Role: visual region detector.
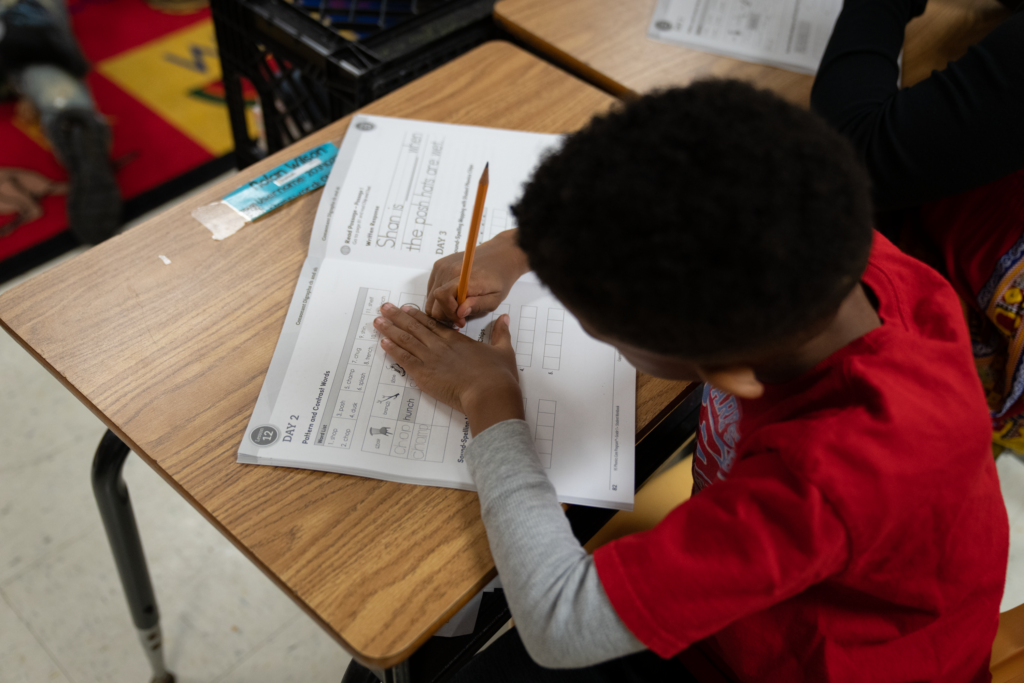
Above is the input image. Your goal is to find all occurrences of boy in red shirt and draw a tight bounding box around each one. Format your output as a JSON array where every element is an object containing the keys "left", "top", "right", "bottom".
[{"left": 372, "top": 81, "right": 1008, "bottom": 682}]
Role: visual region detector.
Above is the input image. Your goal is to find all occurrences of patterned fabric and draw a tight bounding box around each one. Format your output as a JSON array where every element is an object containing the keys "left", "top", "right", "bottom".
[
  {"left": 1, "top": 0, "right": 237, "bottom": 263},
  {"left": 915, "top": 168, "right": 1024, "bottom": 455},
  {"left": 693, "top": 384, "right": 741, "bottom": 494},
  {"left": 966, "top": 236, "right": 1024, "bottom": 450}
]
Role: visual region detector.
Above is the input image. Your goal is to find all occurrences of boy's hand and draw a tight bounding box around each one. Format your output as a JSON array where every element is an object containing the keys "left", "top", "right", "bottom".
[
  {"left": 425, "top": 229, "right": 530, "bottom": 328},
  {"left": 374, "top": 302, "right": 525, "bottom": 434}
]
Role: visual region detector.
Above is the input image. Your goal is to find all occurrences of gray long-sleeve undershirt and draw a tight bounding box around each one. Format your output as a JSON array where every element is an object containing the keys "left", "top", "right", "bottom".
[{"left": 465, "top": 419, "right": 646, "bottom": 668}]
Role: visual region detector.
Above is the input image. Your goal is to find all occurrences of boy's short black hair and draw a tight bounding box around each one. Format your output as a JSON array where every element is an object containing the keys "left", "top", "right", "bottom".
[{"left": 513, "top": 80, "right": 873, "bottom": 361}]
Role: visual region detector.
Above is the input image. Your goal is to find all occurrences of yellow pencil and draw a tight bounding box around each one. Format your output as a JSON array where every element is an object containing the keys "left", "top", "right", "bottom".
[{"left": 456, "top": 163, "right": 490, "bottom": 307}]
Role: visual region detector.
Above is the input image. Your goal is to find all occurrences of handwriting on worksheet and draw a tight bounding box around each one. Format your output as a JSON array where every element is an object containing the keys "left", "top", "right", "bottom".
[{"left": 238, "top": 115, "right": 636, "bottom": 511}]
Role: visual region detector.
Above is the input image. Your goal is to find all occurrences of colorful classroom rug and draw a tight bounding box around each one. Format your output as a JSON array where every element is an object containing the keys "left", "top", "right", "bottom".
[{"left": 0, "top": 0, "right": 245, "bottom": 281}]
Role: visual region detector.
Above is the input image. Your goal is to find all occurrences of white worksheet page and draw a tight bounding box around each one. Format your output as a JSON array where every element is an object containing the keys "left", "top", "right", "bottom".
[
  {"left": 239, "top": 115, "right": 636, "bottom": 510},
  {"left": 306, "top": 115, "right": 560, "bottom": 269},
  {"left": 648, "top": 0, "right": 842, "bottom": 74}
]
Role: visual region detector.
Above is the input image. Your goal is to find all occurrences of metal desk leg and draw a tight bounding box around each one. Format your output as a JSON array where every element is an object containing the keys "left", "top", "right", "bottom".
[{"left": 91, "top": 429, "right": 175, "bottom": 683}]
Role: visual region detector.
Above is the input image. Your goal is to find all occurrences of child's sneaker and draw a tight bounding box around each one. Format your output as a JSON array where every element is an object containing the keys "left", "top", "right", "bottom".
[{"left": 46, "top": 108, "right": 121, "bottom": 244}]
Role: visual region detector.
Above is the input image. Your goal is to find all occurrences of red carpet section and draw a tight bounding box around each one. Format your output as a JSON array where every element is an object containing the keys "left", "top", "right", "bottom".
[{"left": 0, "top": 0, "right": 239, "bottom": 264}]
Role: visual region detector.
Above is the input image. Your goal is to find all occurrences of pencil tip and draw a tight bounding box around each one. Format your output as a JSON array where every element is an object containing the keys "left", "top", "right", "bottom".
[{"left": 481, "top": 163, "right": 489, "bottom": 183}]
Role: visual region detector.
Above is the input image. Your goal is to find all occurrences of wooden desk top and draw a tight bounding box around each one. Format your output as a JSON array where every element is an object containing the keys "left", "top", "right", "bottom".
[
  {"left": 495, "top": 0, "right": 815, "bottom": 105},
  {"left": 0, "top": 42, "right": 688, "bottom": 669},
  {"left": 494, "top": 0, "right": 1011, "bottom": 106}
]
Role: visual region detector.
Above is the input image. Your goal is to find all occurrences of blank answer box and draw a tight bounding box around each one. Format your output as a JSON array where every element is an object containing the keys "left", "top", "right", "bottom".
[
  {"left": 545, "top": 332, "right": 562, "bottom": 345},
  {"left": 536, "top": 425, "right": 554, "bottom": 440},
  {"left": 544, "top": 344, "right": 560, "bottom": 358},
  {"left": 537, "top": 412, "right": 555, "bottom": 427},
  {"left": 516, "top": 342, "right": 534, "bottom": 355},
  {"left": 518, "top": 328, "right": 534, "bottom": 342},
  {"left": 543, "top": 358, "right": 560, "bottom": 370},
  {"left": 547, "top": 319, "right": 563, "bottom": 333},
  {"left": 538, "top": 399, "right": 557, "bottom": 414},
  {"left": 516, "top": 354, "right": 532, "bottom": 366},
  {"left": 536, "top": 440, "right": 552, "bottom": 467},
  {"left": 519, "top": 316, "right": 536, "bottom": 331},
  {"left": 548, "top": 309, "right": 564, "bottom": 320},
  {"left": 521, "top": 306, "right": 538, "bottom": 318}
]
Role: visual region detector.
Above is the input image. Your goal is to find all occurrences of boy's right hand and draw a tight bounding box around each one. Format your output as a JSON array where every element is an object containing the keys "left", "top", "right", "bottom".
[{"left": 425, "top": 229, "right": 530, "bottom": 328}]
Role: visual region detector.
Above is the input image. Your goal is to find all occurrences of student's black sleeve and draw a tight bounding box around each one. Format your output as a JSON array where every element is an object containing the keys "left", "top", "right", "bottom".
[{"left": 810, "top": 0, "right": 1024, "bottom": 210}]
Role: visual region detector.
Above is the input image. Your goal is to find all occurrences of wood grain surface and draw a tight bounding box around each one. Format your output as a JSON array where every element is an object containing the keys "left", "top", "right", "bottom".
[
  {"left": 495, "top": 0, "right": 1010, "bottom": 106},
  {"left": 495, "top": 0, "right": 815, "bottom": 105},
  {"left": 0, "top": 42, "right": 688, "bottom": 669}
]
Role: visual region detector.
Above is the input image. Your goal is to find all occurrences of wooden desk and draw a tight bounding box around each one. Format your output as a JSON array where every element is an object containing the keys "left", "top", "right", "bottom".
[
  {"left": 0, "top": 41, "right": 690, "bottom": 676},
  {"left": 494, "top": 0, "right": 1011, "bottom": 106}
]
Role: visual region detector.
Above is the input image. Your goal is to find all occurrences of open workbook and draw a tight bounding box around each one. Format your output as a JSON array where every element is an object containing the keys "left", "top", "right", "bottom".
[{"left": 238, "top": 115, "right": 636, "bottom": 510}]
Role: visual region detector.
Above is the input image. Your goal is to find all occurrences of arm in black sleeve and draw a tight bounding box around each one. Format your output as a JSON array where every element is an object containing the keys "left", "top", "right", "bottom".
[{"left": 811, "top": 0, "right": 1024, "bottom": 209}]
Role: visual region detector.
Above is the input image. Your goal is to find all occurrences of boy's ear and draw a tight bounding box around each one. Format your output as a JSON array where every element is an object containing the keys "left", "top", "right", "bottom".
[{"left": 697, "top": 365, "right": 764, "bottom": 399}]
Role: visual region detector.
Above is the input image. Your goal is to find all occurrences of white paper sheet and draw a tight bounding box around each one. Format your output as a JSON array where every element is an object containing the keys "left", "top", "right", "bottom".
[
  {"left": 648, "top": 0, "right": 842, "bottom": 75},
  {"left": 238, "top": 115, "right": 637, "bottom": 510}
]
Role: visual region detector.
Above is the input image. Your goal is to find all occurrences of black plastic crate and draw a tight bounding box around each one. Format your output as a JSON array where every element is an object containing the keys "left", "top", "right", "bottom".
[{"left": 210, "top": 0, "right": 497, "bottom": 168}]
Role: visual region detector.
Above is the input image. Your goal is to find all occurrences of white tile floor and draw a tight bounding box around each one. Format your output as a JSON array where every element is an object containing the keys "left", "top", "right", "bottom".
[
  {"left": 1, "top": 189, "right": 1023, "bottom": 682},
  {"left": 0, "top": 187, "right": 352, "bottom": 683}
]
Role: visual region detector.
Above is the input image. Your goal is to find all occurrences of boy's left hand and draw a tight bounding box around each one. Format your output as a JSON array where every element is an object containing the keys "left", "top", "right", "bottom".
[{"left": 374, "top": 303, "right": 525, "bottom": 434}]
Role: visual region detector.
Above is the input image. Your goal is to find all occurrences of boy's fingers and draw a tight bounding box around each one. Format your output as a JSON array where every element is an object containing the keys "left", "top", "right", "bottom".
[
  {"left": 459, "top": 292, "right": 506, "bottom": 320},
  {"left": 431, "top": 281, "right": 462, "bottom": 320},
  {"left": 376, "top": 322, "right": 427, "bottom": 359},
  {"left": 382, "top": 303, "right": 451, "bottom": 348},
  {"left": 425, "top": 290, "right": 436, "bottom": 319},
  {"left": 380, "top": 337, "right": 419, "bottom": 368},
  {"left": 429, "top": 300, "right": 447, "bottom": 324},
  {"left": 429, "top": 300, "right": 466, "bottom": 329},
  {"left": 375, "top": 308, "right": 431, "bottom": 354},
  {"left": 426, "top": 273, "right": 455, "bottom": 320},
  {"left": 490, "top": 314, "right": 513, "bottom": 351},
  {"left": 400, "top": 305, "right": 457, "bottom": 340}
]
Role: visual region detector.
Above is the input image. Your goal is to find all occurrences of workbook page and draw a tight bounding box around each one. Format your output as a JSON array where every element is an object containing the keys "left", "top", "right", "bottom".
[
  {"left": 648, "top": 0, "right": 842, "bottom": 74},
  {"left": 241, "top": 260, "right": 635, "bottom": 509},
  {"left": 306, "top": 115, "right": 561, "bottom": 269},
  {"left": 239, "top": 116, "right": 636, "bottom": 510}
]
